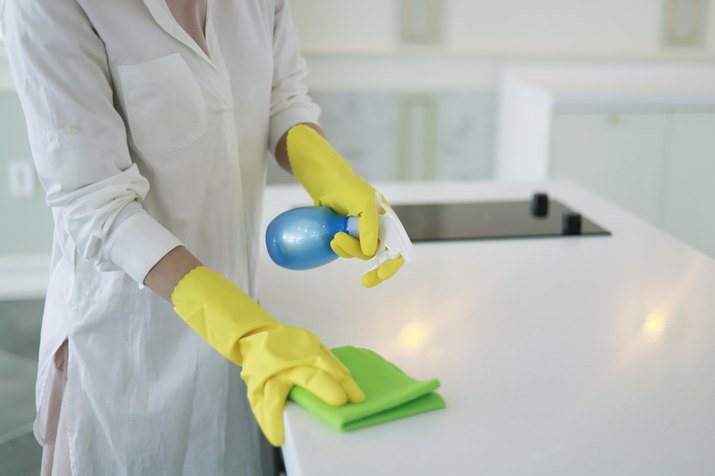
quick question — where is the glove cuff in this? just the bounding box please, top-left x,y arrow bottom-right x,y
171,266 -> 276,365
286,124 -> 356,203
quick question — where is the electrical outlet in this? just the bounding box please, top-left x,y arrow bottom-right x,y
663,0 -> 707,47
8,160 -> 35,198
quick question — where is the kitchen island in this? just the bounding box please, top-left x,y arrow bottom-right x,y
258,180 -> 715,475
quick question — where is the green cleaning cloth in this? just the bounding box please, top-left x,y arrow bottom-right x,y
288,346 -> 446,431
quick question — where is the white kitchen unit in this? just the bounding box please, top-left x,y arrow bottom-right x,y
496,63 -> 715,182
551,110 -> 715,260
662,113 -> 715,259
257,180 -> 715,475
497,63 -> 715,259
550,112 -> 670,226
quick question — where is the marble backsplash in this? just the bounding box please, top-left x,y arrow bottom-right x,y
267,90 -> 496,184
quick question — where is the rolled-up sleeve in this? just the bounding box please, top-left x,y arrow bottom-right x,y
2,0 -> 182,285
268,0 -> 321,153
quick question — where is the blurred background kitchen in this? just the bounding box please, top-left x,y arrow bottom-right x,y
1,0 -> 714,473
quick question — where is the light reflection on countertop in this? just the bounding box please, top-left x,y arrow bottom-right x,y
643,309 -> 666,341
398,321 -> 429,355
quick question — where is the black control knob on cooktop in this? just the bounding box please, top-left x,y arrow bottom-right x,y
531,192 -> 549,217
562,213 -> 582,235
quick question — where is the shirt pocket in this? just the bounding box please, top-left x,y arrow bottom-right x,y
115,53 -> 207,156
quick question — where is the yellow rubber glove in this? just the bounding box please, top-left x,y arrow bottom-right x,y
171,266 -> 365,446
286,124 -> 404,287
330,233 -> 405,287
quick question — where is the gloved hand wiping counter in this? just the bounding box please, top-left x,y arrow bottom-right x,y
170,265 -> 365,446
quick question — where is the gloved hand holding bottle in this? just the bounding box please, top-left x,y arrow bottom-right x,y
282,124 -> 406,287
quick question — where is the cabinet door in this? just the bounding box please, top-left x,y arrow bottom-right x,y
434,92 -> 495,180
550,112 -> 669,225
662,113 -> 715,259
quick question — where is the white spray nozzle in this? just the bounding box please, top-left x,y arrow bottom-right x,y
347,191 -> 415,270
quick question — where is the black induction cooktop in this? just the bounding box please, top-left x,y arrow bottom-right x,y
391,193 -> 610,242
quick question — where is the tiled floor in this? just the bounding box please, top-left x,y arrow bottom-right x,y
0,300 -> 44,475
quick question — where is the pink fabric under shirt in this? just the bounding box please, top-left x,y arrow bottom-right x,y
165,0 -> 209,55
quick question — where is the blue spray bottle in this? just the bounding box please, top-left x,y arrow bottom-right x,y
266,192 -> 415,271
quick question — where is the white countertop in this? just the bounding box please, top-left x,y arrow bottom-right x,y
257,180 -> 715,475
500,63 -> 715,106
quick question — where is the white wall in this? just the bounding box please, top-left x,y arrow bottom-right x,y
290,0 -> 399,52
292,0 -> 715,58
446,0 -> 663,56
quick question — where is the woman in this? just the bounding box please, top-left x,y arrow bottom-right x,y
1,0 -> 404,474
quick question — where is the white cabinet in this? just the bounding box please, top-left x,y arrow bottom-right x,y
550,112 -> 669,225
550,110 -> 715,259
662,113 -> 715,258
497,63 -> 715,260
